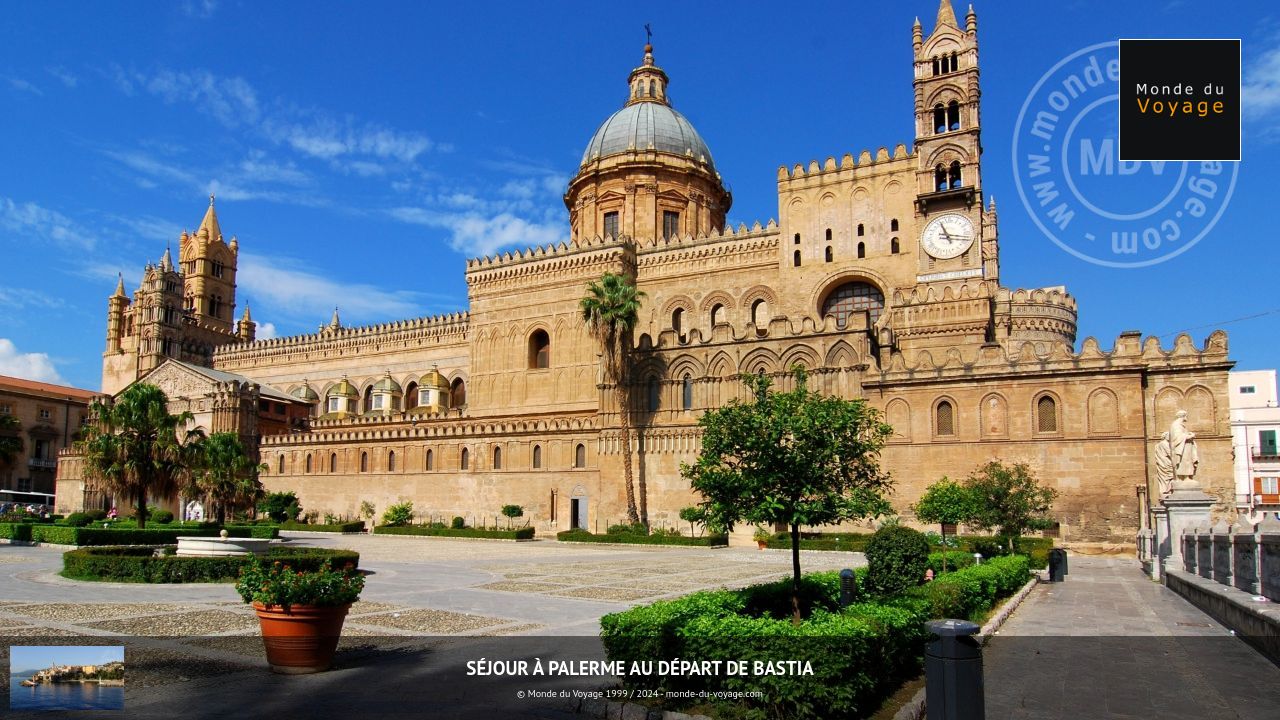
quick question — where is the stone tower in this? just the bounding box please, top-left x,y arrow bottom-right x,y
179,195 -> 238,334
911,1 -> 996,281
133,248 -> 185,379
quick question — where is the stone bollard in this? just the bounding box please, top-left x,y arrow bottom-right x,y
1211,520 -> 1232,586
1183,530 -> 1197,573
1259,514 -> 1280,602
1197,531 -> 1213,580
925,619 -> 984,720
1231,518 -> 1258,595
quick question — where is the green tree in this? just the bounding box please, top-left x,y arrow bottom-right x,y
258,491 -> 301,523
683,368 -> 894,622
0,414 -> 22,469
192,432 -> 265,526
500,504 -> 524,528
79,383 -> 202,529
912,477 -> 978,572
581,271 -> 647,525
963,460 -> 1058,552
678,506 -> 705,537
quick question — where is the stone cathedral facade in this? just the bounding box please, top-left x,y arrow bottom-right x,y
69,1 -> 1233,545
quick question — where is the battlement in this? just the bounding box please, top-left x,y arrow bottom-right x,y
777,144 -> 914,183
212,311 -> 470,365
261,412 -> 597,447
640,312 -> 872,353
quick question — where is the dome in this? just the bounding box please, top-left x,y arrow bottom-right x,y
292,383 -> 319,402
419,366 -> 449,389
373,373 -> 402,394
329,378 -> 357,397
581,102 -> 716,174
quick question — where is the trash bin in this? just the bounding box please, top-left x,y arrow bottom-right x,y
924,619 -> 983,720
1048,548 -> 1068,582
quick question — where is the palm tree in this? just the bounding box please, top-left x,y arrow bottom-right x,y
79,383 -> 202,529
0,414 -> 22,471
192,432 -> 265,525
581,272 -> 647,526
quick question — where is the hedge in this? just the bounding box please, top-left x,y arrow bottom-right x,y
281,520 -> 366,533
765,532 -> 1054,568
2,524 -> 280,546
556,529 -> 728,547
907,555 -> 1030,621
600,558 -> 1029,719
374,525 -> 535,540
62,546 -> 360,583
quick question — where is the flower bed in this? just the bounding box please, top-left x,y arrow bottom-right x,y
280,520 -> 366,533
1,523 -> 279,546
374,524 -> 535,540
600,556 -> 1030,719
61,546 -> 360,583
556,529 -> 728,547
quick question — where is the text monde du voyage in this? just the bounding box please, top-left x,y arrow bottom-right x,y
1134,82 -> 1229,118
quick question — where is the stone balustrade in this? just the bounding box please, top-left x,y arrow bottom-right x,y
1179,516 -> 1280,600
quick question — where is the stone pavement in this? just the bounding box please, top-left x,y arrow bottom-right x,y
985,556 -> 1280,720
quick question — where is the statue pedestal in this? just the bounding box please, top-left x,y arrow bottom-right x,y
1152,484 -> 1214,581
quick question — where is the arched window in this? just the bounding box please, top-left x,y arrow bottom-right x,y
672,307 -> 684,335
405,382 -> 419,410
649,80 -> 655,97
793,233 -> 800,244
532,445 -> 542,469
493,446 -> 502,470
936,401 -> 955,436
932,57 -> 940,76
425,448 -> 434,471
574,443 -> 586,468
362,386 -> 373,413
821,281 -> 885,328
935,165 -> 948,191
329,453 -> 337,473
751,298 -> 768,326
947,101 -> 961,131
360,452 -> 368,473
857,242 -> 866,259
647,377 -> 660,411
793,250 -> 801,267
934,104 -> 946,134
682,374 -> 693,410
948,161 -> 962,189
305,454 -> 312,473
277,455 -> 284,474
825,228 -> 832,241
857,223 -> 864,236
529,329 -> 550,369
451,378 -> 466,407
1036,395 -> 1058,433
825,246 -> 833,262
460,447 -> 470,470
891,218 -> 899,232
891,237 -> 900,254
711,304 -> 726,325
388,451 -> 396,472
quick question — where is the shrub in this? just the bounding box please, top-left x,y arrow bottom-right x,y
0,523 -> 33,541
926,551 -> 976,574
450,516 -> 465,529
555,529 -> 727,547
86,509 -> 108,521
236,554 -> 363,609
382,501 -> 414,527
911,555 -> 1030,621
31,524 -> 279,546
763,531 -> 872,552
500,504 -> 523,519
374,524 -> 534,540
607,522 -> 649,535
650,526 -> 682,538
61,546 -> 360,583
257,491 -> 300,523
969,537 -> 1007,559
280,520 -> 365,533
865,525 -> 930,596
151,510 -> 174,524
64,513 -> 93,527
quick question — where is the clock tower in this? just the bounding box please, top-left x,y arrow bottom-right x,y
911,1 -> 997,284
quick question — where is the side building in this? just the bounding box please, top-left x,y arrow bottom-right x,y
1,375 -> 96,506
59,1 -> 1234,546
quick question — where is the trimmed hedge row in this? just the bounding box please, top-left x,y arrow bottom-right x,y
374,525 -> 535,540
62,546 -> 360,583
908,555 -> 1030,621
556,529 -> 728,547
600,558 -> 1030,720
280,520 -> 366,533
0,523 -> 278,545
764,532 -> 1054,569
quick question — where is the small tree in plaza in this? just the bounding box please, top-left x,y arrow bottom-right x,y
79,383 -> 203,529
192,432 -> 266,526
258,491 -> 301,523
963,460 -> 1058,552
912,477 -> 979,573
679,506 -> 705,537
501,504 -> 524,528
683,368 -> 894,622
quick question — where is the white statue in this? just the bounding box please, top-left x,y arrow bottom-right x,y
1168,410 -> 1199,485
1154,431 -> 1174,498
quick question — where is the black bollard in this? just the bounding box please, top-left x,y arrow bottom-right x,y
925,619 -> 983,720
839,568 -> 858,607
1048,548 -> 1068,582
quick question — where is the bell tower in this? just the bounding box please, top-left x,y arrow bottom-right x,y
911,2 -> 994,281
180,195 -> 238,333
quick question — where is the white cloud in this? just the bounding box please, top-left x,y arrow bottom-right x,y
0,197 -> 94,249
263,116 -> 434,164
102,148 -> 323,206
0,338 -> 66,384
388,207 -> 565,258
6,76 -> 42,96
0,288 -> 65,312
110,214 -> 183,244
141,69 -> 259,127
1244,39 -> 1280,122
182,0 -> 218,18
45,66 -> 77,88
255,322 -> 278,340
237,252 -> 426,325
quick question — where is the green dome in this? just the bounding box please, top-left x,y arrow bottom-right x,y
329,378 -> 357,397
292,383 -> 319,402
373,374 -> 402,394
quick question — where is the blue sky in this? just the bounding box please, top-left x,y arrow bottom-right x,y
0,0 -> 1276,391
10,645 -> 124,674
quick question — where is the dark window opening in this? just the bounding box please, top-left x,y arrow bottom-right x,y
821,281 -> 885,328
603,211 -> 619,239
529,329 -> 550,369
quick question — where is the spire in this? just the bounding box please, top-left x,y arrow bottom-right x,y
160,246 -> 173,272
241,303 -> 253,323
936,0 -> 958,29
966,4 -> 977,34
626,31 -> 670,107
197,193 -> 221,241
329,307 -> 341,329
913,16 -> 923,49
112,273 -> 126,298
228,234 -> 239,253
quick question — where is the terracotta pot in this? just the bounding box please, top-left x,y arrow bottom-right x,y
252,602 -> 350,674
757,540 -> 768,550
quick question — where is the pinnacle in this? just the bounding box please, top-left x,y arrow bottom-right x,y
937,0 -> 958,29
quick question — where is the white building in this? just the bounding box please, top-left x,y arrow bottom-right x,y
1229,370 -> 1280,518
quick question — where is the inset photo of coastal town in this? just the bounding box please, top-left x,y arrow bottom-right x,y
9,646 -> 124,711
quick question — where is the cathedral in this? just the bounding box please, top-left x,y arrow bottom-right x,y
62,1 -> 1233,546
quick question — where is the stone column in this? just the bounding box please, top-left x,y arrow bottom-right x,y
1155,482 -> 1214,581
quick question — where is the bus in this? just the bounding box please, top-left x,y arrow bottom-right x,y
0,490 -> 56,514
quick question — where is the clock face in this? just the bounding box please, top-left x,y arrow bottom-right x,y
920,213 -> 975,259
